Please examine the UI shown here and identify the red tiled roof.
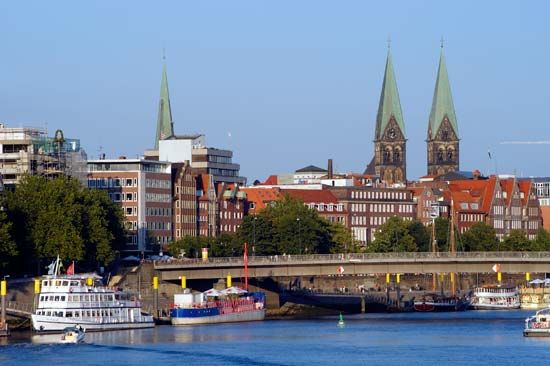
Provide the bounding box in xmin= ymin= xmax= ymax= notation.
xmin=447 ymin=176 xmax=498 ymax=214
xmin=499 ymin=179 xmax=515 ymax=206
xmin=518 ymin=180 xmax=532 ymax=206
xmin=280 ymin=189 xmax=339 ymax=204
xmin=263 ymin=175 xmax=278 ymax=185
xmin=241 ymin=187 xmax=281 ymax=211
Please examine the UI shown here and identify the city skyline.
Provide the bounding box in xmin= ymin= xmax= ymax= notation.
xmin=1 ymin=1 xmax=547 ymax=181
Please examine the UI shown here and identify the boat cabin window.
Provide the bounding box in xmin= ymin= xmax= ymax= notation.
xmin=46 ymin=311 xmax=51 ymax=316
xmin=55 ymin=280 xmax=61 ymax=286
xmin=70 ymin=281 xmax=79 ymax=286
xmin=66 ymin=311 xmax=73 ymax=318
xmin=62 ymin=281 xmax=69 ymax=286
xmin=54 ymin=296 xmax=60 ymax=301
xmin=42 ymin=280 xmax=48 ymax=287
xmin=60 ymin=296 xmax=66 ymax=301
xmin=40 ymin=295 xmax=44 ymax=301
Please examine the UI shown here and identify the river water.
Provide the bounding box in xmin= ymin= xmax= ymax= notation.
xmin=1 ymin=310 xmax=549 ymax=365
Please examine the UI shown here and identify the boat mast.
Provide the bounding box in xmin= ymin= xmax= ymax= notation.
xmin=449 ymin=199 xmax=457 ymax=295
xmin=244 ymin=242 xmax=249 ymax=291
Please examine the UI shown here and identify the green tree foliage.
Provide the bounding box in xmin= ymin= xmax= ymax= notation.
xmin=168 ymin=234 xmax=244 ymax=258
xmin=367 ymin=216 xmax=417 ymax=253
xmin=501 ymin=230 xmax=531 ymax=251
xmin=534 ymin=228 xmax=550 ymax=251
xmin=209 ymin=195 xmax=357 ymax=256
xmin=407 ymin=220 xmax=430 ymax=252
xmin=0 ymin=209 xmax=16 ymax=272
xmin=461 ymin=222 xmax=499 ymax=251
xmin=5 ymin=175 xmax=126 ymax=274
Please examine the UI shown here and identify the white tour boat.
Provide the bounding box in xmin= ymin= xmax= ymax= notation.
xmin=469 ymin=285 xmax=520 ymax=310
xmin=524 ymin=307 xmax=550 ymax=337
xmin=32 ymin=257 xmax=154 ymax=332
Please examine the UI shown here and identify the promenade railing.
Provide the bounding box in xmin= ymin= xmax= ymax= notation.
xmin=153 ymin=251 xmax=550 ymax=268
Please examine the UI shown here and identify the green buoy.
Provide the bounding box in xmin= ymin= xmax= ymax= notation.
xmin=337 ymin=312 xmax=345 ymax=328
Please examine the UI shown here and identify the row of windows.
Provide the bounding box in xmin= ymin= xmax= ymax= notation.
xmin=176 ymin=215 xmax=196 ymax=224
xmin=40 ymin=294 xmax=115 ymax=302
xmin=208 ymin=155 xmax=232 ymax=164
xmin=352 ymin=216 xmax=366 ymax=225
xmin=146 ymin=207 xmax=172 ymax=216
xmin=89 ymin=177 xmax=137 ymax=188
xmin=146 ymin=193 xmax=171 ymax=203
xmin=351 ymin=190 xmax=409 ymax=201
xmin=175 ymin=186 xmax=195 ymax=195
xmin=220 ymin=211 xmax=243 ymax=220
xmin=145 ymin=178 xmax=170 ymax=189
xmin=326 ymin=216 xmax=345 ymax=224
xmin=126 ymin=235 xmax=137 ymax=245
xmin=125 ymin=221 xmax=138 ymax=231
xmin=176 ymin=200 xmax=196 ymax=209
xmin=146 ymin=221 xmax=171 ymax=231
xmin=460 ymin=213 xmax=484 ymax=223
xmin=111 ymin=192 xmax=137 ymax=202
xmin=125 ymin=207 xmax=138 ymax=216
xmin=209 ymin=168 xmax=238 ymax=177
xmin=307 ymin=203 xmax=344 ymax=212
xmin=36 ymin=308 xmax=132 ymax=318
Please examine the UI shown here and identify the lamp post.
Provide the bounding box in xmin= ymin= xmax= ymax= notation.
xmin=253 ymin=216 xmax=257 ymax=256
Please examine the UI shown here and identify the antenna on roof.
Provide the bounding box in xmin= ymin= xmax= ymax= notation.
xmin=440 ymin=36 xmax=445 ymax=49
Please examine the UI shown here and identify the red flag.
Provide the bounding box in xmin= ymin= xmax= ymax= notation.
xmin=67 ymin=261 xmax=75 ymax=275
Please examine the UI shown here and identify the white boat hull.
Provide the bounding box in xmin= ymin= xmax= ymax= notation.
xmin=171 ymin=309 xmax=265 ymax=326
xmin=32 ymin=315 xmax=154 ymax=333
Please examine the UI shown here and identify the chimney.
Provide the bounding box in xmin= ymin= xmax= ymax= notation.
xmin=328 ymin=159 xmax=333 ymax=179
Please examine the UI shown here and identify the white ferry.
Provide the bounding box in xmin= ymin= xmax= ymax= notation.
xmin=524 ymin=307 xmax=550 ymax=337
xmin=32 ymin=259 xmax=154 ymax=332
xmin=469 ymin=285 xmax=520 ymax=310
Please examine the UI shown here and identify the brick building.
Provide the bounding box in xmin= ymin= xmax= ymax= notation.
xmin=87 ymin=158 xmax=172 ymax=252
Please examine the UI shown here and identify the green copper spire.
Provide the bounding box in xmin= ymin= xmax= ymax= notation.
xmin=375 ymin=49 xmax=405 ymax=139
xmin=428 ymin=47 xmax=458 ymax=139
xmin=155 ymin=63 xmax=174 ymax=149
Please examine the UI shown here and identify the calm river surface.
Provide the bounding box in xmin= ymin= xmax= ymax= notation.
xmin=1 ymin=310 xmax=549 ymax=365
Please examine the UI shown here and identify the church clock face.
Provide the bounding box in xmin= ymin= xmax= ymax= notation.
xmin=388 ymin=128 xmax=396 ymax=139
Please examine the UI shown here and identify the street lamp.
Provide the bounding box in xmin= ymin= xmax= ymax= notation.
xmin=253 ymin=216 xmax=257 ymax=255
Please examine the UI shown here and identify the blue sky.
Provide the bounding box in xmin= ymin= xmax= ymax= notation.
xmin=1 ymin=1 xmax=548 ymax=181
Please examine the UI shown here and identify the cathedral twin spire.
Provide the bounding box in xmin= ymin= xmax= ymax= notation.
xmin=373 ymin=44 xmax=459 ymax=183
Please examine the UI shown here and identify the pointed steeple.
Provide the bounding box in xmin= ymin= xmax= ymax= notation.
xmin=375 ymin=48 xmax=405 ymax=140
xmin=155 ymin=63 xmax=174 ymax=149
xmin=428 ymin=47 xmax=458 ymax=139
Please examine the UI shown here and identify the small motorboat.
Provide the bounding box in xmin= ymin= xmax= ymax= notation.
xmin=60 ymin=326 xmax=85 ymax=344
xmin=337 ymin=313 xmax=345 ymax=328
xmin=524 ymin=307 xmax=550 ymax=337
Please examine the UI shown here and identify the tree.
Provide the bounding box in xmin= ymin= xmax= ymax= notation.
xmin=5 ymin=175 xmax=126 ymax=274
xmin=367 ymin=216 xmax=417 ymax=253
xmin=502 ymin=230 xmax=532 ymax=251
xmin=407 ymin=220 xmax=430 ymax=252
xmin=329 ymin=222 xmax=360 ymax=254
xmin=0 ymin=209 xmax=16 ymax=273
xmin=235 ymin=194 xmax=357 ymax=255
xmin=461 ymin=222 xmax=499 ymax=251
xmin=534 ymin=228 xmax=550 ymax=251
